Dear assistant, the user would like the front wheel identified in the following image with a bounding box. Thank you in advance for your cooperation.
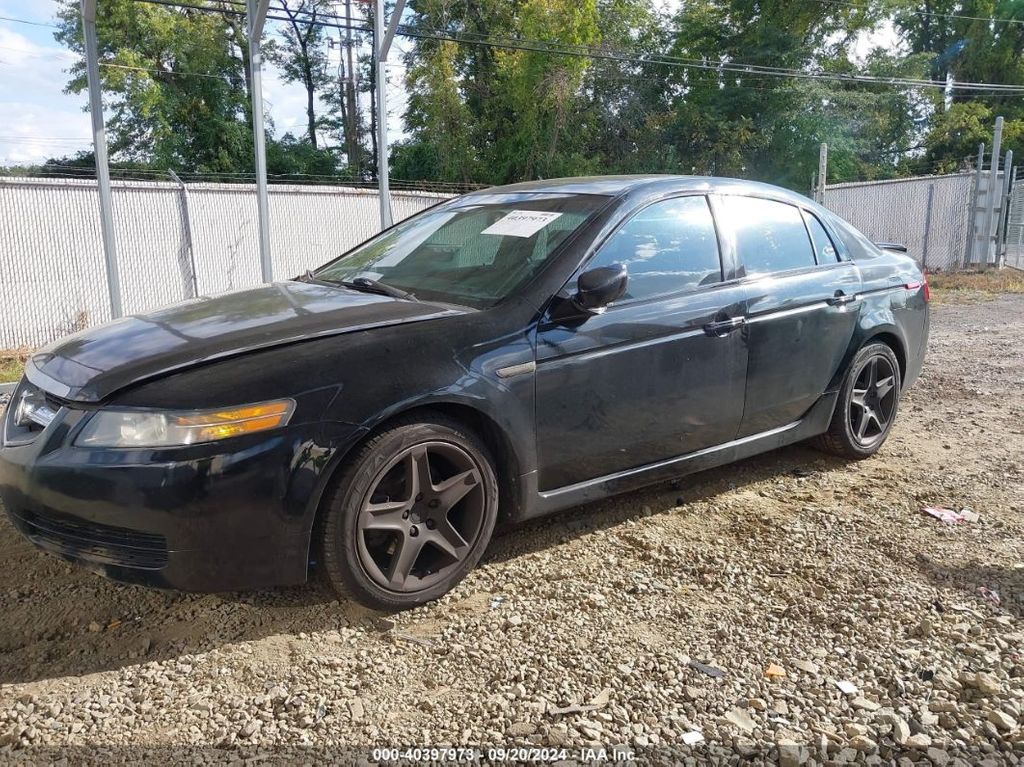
[814,342,901,459]
[318,415,499,610]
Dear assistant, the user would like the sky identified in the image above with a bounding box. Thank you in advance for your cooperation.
[0,0,409,167]
[0,0,896,169]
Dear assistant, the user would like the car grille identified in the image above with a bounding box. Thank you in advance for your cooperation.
[9,509,169,570]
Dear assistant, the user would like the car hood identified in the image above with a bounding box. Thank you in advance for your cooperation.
[26,281,465,403]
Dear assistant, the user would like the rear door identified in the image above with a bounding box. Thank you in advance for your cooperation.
[713,195,862,437]
[534,195,748,491]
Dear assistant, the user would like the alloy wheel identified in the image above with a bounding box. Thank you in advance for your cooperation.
[356,441,486,593]
[848,354,898,447]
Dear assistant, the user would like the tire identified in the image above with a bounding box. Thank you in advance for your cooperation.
[813,342,902,459]
[318,414,499,610]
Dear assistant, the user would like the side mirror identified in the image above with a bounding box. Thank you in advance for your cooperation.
[572,263,628,314]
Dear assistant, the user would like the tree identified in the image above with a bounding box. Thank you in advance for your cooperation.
[896,0,1024,169]
[394,41,477,182]
[55,0,253,172]
[266,0,332,149]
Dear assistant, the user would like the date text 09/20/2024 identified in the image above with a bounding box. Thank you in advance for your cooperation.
[370,746,637,762]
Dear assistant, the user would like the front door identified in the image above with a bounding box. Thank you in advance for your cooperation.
[534,195,748,491]
[713,195,862,437]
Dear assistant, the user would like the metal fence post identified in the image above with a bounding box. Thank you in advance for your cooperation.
[964,142,985,269]
[169,170,199,298]
[980,117,1004,271]
[816,143,828,204]
[994,151,1013,267]
[921,183,935,271]
[81,0,123,319]
[247,0,273,283]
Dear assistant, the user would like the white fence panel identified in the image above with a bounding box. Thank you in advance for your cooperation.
[0,177,450,349]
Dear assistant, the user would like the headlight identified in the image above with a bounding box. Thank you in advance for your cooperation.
[75,399,295,448]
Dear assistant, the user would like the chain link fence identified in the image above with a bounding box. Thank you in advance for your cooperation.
[823,173,975,272]
[0,178,451,349]
[1006,177,1024,270]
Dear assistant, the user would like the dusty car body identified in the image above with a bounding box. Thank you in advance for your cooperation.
[0,176,928,608]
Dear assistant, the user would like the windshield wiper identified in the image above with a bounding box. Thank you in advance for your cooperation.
[294,269,341,286]
[341,277,419,302]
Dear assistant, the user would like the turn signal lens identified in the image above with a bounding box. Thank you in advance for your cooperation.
[76,399,295,448]
[172,401,293,442]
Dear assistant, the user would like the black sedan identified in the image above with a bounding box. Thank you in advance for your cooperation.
[0,176,928,609]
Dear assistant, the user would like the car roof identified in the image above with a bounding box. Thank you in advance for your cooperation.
[466,174,813,206]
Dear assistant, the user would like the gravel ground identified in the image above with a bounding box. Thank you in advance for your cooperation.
[1,293,1022,765]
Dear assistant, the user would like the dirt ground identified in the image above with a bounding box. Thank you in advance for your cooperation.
[0,290,1022,764]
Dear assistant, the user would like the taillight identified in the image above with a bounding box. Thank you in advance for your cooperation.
[904,278,929,302]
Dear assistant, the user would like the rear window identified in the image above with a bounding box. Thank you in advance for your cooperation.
[821,211,877,260]
[804,211,839,264]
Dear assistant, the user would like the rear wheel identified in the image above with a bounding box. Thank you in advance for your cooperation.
[814,342,901,459]
[319,415,498,610]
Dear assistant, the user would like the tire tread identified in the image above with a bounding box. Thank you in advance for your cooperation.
[813,342,901,460]
[317,412,497,611]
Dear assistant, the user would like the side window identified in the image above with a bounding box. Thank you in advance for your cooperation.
[585,196,722,302]
[804,211,839,264]
[718,196,815,275]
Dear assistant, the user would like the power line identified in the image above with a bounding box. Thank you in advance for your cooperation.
[130,0,369,33]
[15,3,1019,95]
[99,61,238,79]
[0,136,91,143]
[398,25,1024,94]
[811,0,1024,27]
[0,14,60,29]
[128,2,1024,93]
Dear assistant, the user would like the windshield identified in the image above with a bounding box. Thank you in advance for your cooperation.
[314,193,607,308]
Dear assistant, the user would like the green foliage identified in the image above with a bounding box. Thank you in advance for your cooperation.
[894,0,1024,169]
[265,0,333,147]
[45,0,1021,190]
[56,0,254,172]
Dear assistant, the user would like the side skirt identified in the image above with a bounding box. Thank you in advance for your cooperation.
[518,391,839,520]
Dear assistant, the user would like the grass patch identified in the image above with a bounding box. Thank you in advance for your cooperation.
[929,269,1024,298]
[0,348,30,384]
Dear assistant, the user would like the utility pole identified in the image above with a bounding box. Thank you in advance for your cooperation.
[344,0,360,177]
[816,143,828,204]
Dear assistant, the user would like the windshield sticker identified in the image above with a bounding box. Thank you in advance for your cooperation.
[481,210,563,238]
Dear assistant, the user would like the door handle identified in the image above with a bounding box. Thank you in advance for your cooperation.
[703,316,746,336]
[827,291,859,306]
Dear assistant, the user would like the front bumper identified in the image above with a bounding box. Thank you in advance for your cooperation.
[0,395,357,592]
